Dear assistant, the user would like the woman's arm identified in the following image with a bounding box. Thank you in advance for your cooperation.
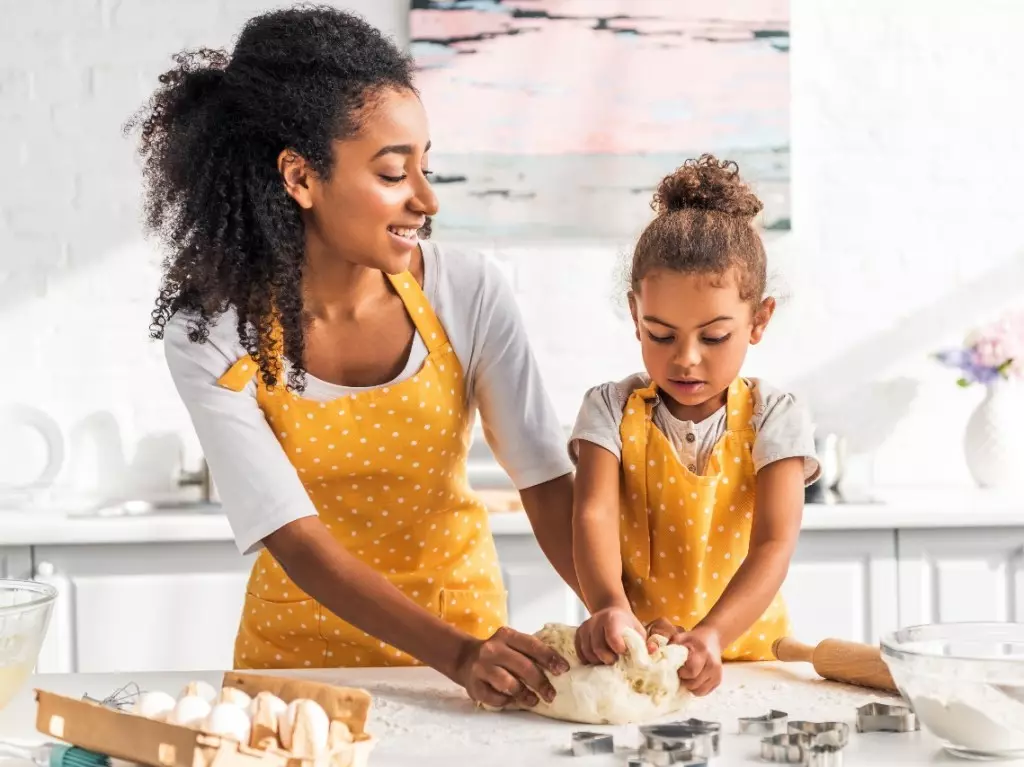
[164,313,564,707]
[264,518,564,706]
[462,253,579,595]
[519,473,581,598]
[694,456,804,647]
[265,518,468,672]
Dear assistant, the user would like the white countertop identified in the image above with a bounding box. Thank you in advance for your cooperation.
[0,664,977,767]
[0,485,1020,547]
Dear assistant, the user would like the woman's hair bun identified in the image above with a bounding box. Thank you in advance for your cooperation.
[651,153,763,219]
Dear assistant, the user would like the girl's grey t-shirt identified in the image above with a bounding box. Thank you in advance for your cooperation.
[569,373,821,485]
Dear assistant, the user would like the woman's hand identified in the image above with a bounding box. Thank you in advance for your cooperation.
[576,606,649,665]
[647,619,724,697]
[452,626,569,709]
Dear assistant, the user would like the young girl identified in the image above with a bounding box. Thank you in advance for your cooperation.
[571,155,820,697]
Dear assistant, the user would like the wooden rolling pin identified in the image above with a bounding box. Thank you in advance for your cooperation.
[771,636,898,692]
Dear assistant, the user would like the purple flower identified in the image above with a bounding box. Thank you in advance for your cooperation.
[934,348,1004,386]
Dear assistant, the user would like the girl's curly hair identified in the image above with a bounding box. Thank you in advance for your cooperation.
[127,5,417,391]
[631,154,767,304]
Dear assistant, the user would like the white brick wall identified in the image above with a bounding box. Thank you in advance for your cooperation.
[2,0,1023,502]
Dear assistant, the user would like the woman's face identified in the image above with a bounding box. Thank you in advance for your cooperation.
[290,87,439,275]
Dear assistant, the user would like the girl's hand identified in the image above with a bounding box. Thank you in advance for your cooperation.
[576,606,648,665]
[452,626,569,709]
[647,620,724,697]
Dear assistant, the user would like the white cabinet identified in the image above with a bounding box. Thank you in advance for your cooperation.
[28,535,584,675]
[897,528,1024,625]
[781,530,899,645]
[33,542,254,674]
[494,534,585,634]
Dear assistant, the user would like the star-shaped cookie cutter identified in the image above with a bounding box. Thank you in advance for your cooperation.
[787,720,851,748]
[570,731,614,756]
[738,708,788,735]
[855,702,919,733]
[640,717,721,757]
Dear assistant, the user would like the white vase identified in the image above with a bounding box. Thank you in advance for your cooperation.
[963,379,1024,489]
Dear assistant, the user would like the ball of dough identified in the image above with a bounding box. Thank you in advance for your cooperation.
[508,622,692,725]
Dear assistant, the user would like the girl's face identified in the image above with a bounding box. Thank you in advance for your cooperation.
[629,268,774,422]
[284,87,439,275]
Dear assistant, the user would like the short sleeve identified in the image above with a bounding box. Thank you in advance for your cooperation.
[751,384,821,486]
[461,256,574,489]
[163,311,317,555]
[568,383,629,464]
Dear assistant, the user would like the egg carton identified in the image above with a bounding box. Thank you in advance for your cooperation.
[33,672,376,767]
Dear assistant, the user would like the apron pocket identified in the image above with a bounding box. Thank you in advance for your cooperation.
[237,593,324,668]
[441,587,508,639]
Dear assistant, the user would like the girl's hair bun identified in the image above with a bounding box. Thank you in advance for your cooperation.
[652,153,763,220]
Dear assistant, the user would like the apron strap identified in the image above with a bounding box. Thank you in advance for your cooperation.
[386,247,450,355]
[218,355,259,392]
[724,377,754,432]
[215,252,451,391]
[620,381,659,579]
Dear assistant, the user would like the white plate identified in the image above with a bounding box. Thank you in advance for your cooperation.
[0,405,65,492]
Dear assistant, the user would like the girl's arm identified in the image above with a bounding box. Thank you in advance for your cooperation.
[573,441,649,663]
[694,455,805,647]
[573,441,631,614]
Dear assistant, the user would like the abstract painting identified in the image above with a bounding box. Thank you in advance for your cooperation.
[409,0,789,242]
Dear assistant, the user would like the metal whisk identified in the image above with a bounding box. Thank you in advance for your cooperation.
[81,682,141,710]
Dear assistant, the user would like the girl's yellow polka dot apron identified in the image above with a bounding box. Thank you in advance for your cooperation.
[217,273,508,668]
[619,378,790,661]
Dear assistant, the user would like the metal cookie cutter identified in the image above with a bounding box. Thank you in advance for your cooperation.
[640,719,721,758]
[787,721,851,748]
[629,756,709,767]
[761,733,813,763]
[571,731,614,756]
[808,742,844,767]
[855,702,919,733]
[638,731,698,766]
[739,709,788,735]
[639,746,707,767]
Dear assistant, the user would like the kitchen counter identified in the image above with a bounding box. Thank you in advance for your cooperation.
[0,665,960,766]
[1,485,1019,546]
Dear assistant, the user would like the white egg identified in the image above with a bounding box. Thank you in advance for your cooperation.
[203,703,252,743]
[248,691,287,720]
[179,680,217,705]
[134,690,176,721]
[168,695,212,728]
[278,699,329,756]
[218,686,252,709]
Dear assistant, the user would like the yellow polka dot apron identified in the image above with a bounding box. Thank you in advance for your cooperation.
[619,378,790,661]
[216,272,508,668]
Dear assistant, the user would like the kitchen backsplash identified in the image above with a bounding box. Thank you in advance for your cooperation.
[2,0,1024,504]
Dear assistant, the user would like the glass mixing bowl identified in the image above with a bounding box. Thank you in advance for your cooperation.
[881,622,1024,760]
[0,578,57,710]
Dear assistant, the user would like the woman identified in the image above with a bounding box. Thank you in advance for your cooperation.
[131,6,576,710]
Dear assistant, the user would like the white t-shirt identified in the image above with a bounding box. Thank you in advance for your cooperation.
[570,373,821,485]
[164,242,573,555]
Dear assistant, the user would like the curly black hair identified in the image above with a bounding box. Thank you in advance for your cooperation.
[127,4,418,391]
[632,154,766,304]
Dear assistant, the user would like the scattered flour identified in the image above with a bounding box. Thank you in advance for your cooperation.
[353,662,900,764]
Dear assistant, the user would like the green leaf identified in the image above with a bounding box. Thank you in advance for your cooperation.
[957,377,972,388]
